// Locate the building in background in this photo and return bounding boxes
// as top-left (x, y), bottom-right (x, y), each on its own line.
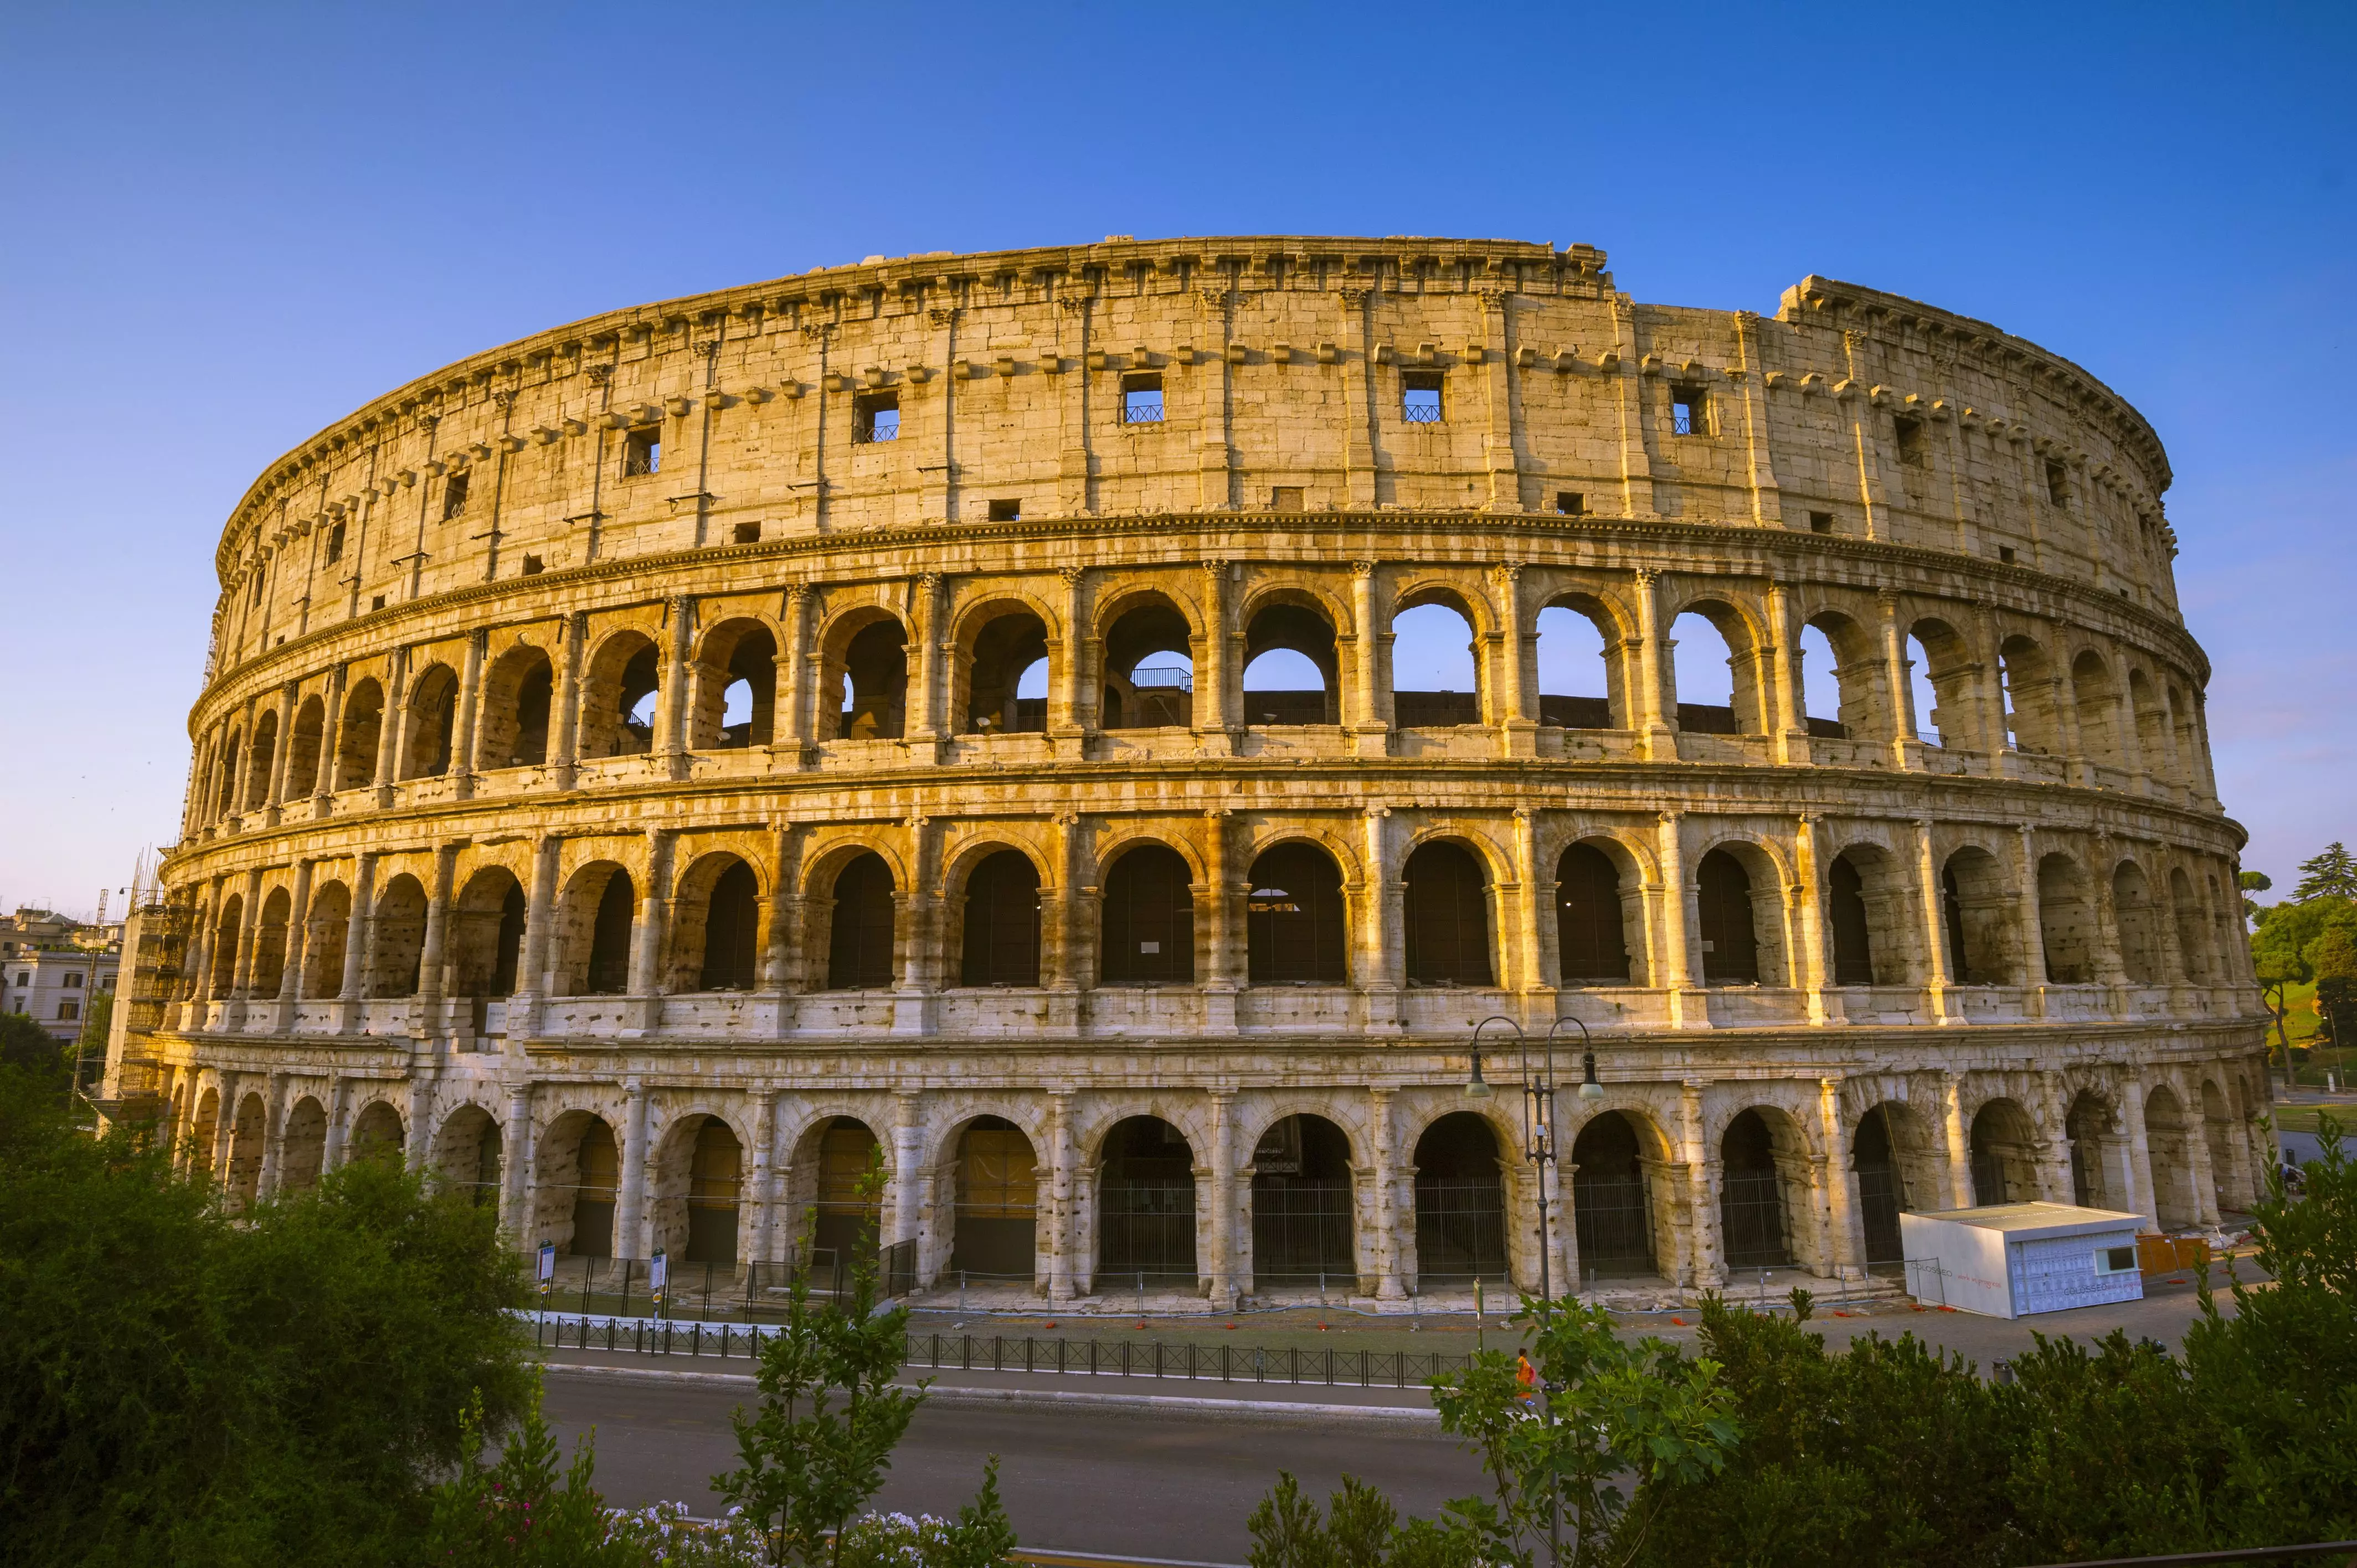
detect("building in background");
top-left (4, 907), bottom-right (123, 1047)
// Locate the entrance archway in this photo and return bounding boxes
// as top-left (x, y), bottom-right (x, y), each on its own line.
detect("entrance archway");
top-left (1098, 1116), bottom-right (1197, 1283)
top-left (1969, 1098), bottom-right (2040, 1206)
top-left (1571, 1111), bottom-right (1655, 1278)
top-left (682, 1117), bottom-right (743, 1267)
top-left (1413, 1112), bottom-right (1506, 1282)
top-left (1249, 1114), bottom-right (1355, 1287)
top-left (949, 1117), bottom-right (1038, 1281)
top-left (1719, 1110), bottom-right (1790, 1268)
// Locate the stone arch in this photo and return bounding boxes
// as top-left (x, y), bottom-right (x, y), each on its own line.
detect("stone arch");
top-left (788, 1115), bottom-right (884, 1272)
top-left (1571, 1107), bottom-right (1678, 1282)
top-left (399, 662), bottom-right (460, 780)
top-left (1853, 1101), bottom-right (1942, 1265)
top-left (1555, 839), bottom-right (1634, 984)
top-left (1824, 840), bottom-right (1907, 987)
top-left (301, 878), bottom-right (350, 998)
top-left (2170, 865), bottom-right (2210, 981)
top-left (1241, 588), bottom-right (1341, 726)
top-left (349, 1098), bottom-right (406, 1163)
top-left (1247, 1111), bottom-right (1356, 1288)
top-left (535, 1109), bottom-right (619, 1257)
top-left (1099, 592), bottom-right (1196, 731)
top-left (578, 628), bottom-right (662, 760)
top-left (651, 1111), bottom-right (748, 1271)
top-left (1097, 1114), bottom-right (1198, 1284)
top-left (188, 1086), bottom-right (221, 1174)
top-left (953, 597), bottom-right (1052, 736)
top-left (1968, 1097), bottom-right (2041, 1205)
top-left (1695, 839), bottom-right (1785, 987)
top-left (1998, 635), bottom-right (2061, 756)
top-left (1941, 845), bottom-right (2014, 984)
top-left (251, 885), bottom-right (292, 998)
top-left (2112, 858), bottom-right (2164, 984)
top-left (2065, 1089), bottom-right (2126, 1210)
top-left (1098, 839), bottom-right (1195, 985)
top-left (2036, 851), bottom-right (2097, 983)
top-left (1797, 607), bottom-right (1886, 741)
top-left (335, 677), bottom-right (384, 789)
top-left (1719, 1105), bottom-right (1811, 1271)
top-left (1390, 583), bottom-right (1484, 729)
top-left (2071, 648), bottom-right (2124, 768)
top-left (477, 642), bottom-right (556, 769)
top-left (943, 1113), bottom-right (1041, 1283)
top-left (1412, 1109), bottom-right (1509, 1283)
top-left (280, 1094), bottom-right (327, 1192)
top-left (1403, 837), bottom-right (1494, 987)
top-left (1535, 591), bottom-right (1628, 730)
top-left (227, 1091), bottom-right (267, 1205)
top-left (449, 865), bottom-right (526, 999)
top-left (817, 608), bottom-right (908, 741)
top-left (1668, 595), bottom-right (1769, 736)
top-left (667, 851), bottom-right (765, 993)
top-left (554, 860), bottom-right (635, 996)
top-left (242, 708), bottom-right (279, 812)
top-left (366, 874), bottom-right (428, 997)
top-left (812, 847), bottom-right (898, 991)
top-left (1247, 839), bottom-right (1349, 985)
top-left (433, 1102), bottom-right (503, 1207)
top-left (2144, 1083), bottom-right (2196, 1229)
top-left (690, 616), bottom-right (779, 749)
top-left (2129, 667), bottom-right (2174, 785)
top-left (286, 694), bottom-right (326, 797)
top-left (953, 845), bottom-right (1044, 988)
top-left (2199, 1079), bottom-right (2241, 1214)
top-left (213, 725), bottom-right (244, 817)
top-left (1908, 616), bottom-right (1980, 751)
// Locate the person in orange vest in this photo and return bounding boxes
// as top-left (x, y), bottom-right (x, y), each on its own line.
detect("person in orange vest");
top-left (1516, 1350), bottom-right (1539, 1412)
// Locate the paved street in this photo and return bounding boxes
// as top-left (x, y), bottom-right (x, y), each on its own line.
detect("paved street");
top-left (541, 1371), bottom-right (1483, 1564)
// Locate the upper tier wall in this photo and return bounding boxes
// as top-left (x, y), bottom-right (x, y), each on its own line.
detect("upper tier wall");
top-left (204, 238), bottom-right (2180, 681)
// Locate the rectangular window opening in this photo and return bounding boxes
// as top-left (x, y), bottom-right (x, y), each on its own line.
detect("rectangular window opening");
top-left (2045, 459), bottom-right (2069, 506)
top-left (853, 391), bottom-right (900, 444)
top-left (623, 426), bottom-right (662, 476)
top-left (441, 471), bottom-right (470, 518)
top-left (521, 554), bottom-right (544, 576)
top-left (2097, 1245), bottom-right (2137, 1275)
top-left (1893, 414), bottom-right (1928, 467)
top-left (1270, 486), bottom-right (1305, 510)
top-left (371, 594), bottom-right (388, 611)
top-left (325, 522), bottom-right (345, 564)
top-left (1555, 490), bottom-right (1584, 516)
top-left (1998, 545), bottom-right (2018, 565)
top-left (1671, 385), bottom-right (1707, 437)
top-left (732, 521), bottom-right (762, 544)
top-left (1809, 510), bottom-right (1835, 535)
top-left (1120, 372), bottom-right (1164, 425)
top-left (987, 498), bottom-right (1021, 522)
top-left (1401, 370), bottom-right (1444, 424)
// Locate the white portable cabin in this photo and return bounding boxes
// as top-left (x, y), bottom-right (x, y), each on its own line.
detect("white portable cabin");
top-left (1898, 1203), bottom-right (2145, 1319)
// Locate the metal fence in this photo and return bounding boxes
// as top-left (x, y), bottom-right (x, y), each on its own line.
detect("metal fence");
top-left (532, 1313), bottom-right (1474, 1389)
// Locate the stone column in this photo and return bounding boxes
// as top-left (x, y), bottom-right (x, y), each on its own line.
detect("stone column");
top-left (888, 1089), bottom-right (925, 1251)
top-left (1369, 1086), bottom-right (1403, 1299)
top-left (1655, 811), bottom-right (1701, 1027)
top-left (1049, 566), bottom-right (1087, 741)
top-left (1200, 808), bottom-right (1238, 1033)
top-left (1818, 1077), bottom-right (1865, 1280)
top-left (1764, 580), bottom-right (1808, 765)
top-left (1632, 567), bottom-right (1674, 759)
top-left (500, 1085), bottom-right (532, 1241)
top-left (654, 595), bottom-right (692, 775)
top-left (775, 585), bottom-right (810, 759)
top-left (1196, 558), bottom-right (1233, 754)
top-left (2014, 827), bottom-right (2047, 992)
top-left (908, 572), bottom-right (944, 753)
top-left (338, 855), bottom-right (377, 1008)
top-left (1349, 561), bottom-right (1390, 755)
top-left (627, 828), bottom-right (676, 998)
top-left (1879, 589), bottom-right (1919, 768)
top-left (417, 841), bottom-right (459, 1004)
top-left (615, 1080), bottom-right (649, 1261)
top-left (893, 815), bottom-right (937, 1035)
top-left (1912, 819), bottom-right (1959, 1025)
top-left (321, 1074), bottom-right (348, 1173)
top-left (265, 681), bottom-right (299, 809)
top-left (516, 832), bottom-right (563, 1014)
top-left (1205, 1089), bottom-right (1237, 1307)
top-left (229, 869), bottom-right (265, 1000)
top-left (2120, 1079), bottom-right (2158, 1227)
top-left (1494, 563), bottom-right (1536, 757)
top-left (314, 664), bottom-right (344, 804)
top-left (209, 1071), bottom-right (240, 1181)
top-left (1939, 1073), bottom-right (1975, 1208)
top-left (550, 612), bottom-right (585, 787)
top-left (454, 626), bottom-right (488, 787)
top-left (1360, 804), bottom-right (1401, 1033)
top-left (373, 646), bottom-right (408, 797)
top-left (255, 1073), bottom-right (287, 1199)
top-left (1048, 1091), bottom-right (1077, 1301)
top-left (1681, 1080), bottom-right (1726, 1289)
top-left (1790, 813), bottom-right (1833, 1024)
top-left (1512, 807), bottom-right (1551, 999)
top-left (279, 859), bottom-right (315, 1004)
top-left (747, 1087), bottom-right (777, 1268)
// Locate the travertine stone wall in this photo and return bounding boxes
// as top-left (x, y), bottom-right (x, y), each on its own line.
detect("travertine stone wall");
top-left (147, 237), bottom-right (2265, 1307)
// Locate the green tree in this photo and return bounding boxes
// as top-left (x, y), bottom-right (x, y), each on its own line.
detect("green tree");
top-left (428, 1376), bottom-right (643, 1567)
top-left (0, 1011), bottom-right (70, 1104)
top-left (2310, 924), bottom-right (2357, 1051)
top-left (2251, 897), bottom-right (2351, 1070)
top-left (2294, 842), bottom-right (2357, 902)
top-left (2240, 869), bottom-right (2273, 929)
top-left (0, 1058), bottom-right (532, 1566)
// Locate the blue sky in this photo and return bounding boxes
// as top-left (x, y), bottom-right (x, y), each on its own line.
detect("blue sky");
top-left (2, 2), bottom-right (2349, 917)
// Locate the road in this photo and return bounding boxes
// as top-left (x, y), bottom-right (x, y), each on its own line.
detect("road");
top-left (541, 1373), bottom-right (1485, 1564)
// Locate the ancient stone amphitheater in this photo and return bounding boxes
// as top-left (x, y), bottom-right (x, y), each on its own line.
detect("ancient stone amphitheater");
top-left (128, 235), bottom-right (2269, 1308)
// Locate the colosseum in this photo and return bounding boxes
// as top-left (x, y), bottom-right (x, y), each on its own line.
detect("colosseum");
top-left (118, 234), bottom-right (2271, 1309)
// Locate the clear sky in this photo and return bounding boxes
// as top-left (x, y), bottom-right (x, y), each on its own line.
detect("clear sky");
top-left (2, 2), bottom-right (2349, 919)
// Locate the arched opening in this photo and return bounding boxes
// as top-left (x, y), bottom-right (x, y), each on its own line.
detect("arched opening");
top-left (1942, 848), bottom-right (2011, 983)
top-left (214, 728), bottom-right (243, 817)
top-left (1968, 1098), bottom-right (2040, 1206)
top-left (831, 618), bottom-right (908, 740)
top-left (1719, 1110), bottom-right (1793, 1269)
top-left (479, 646), bottom-right (555, 768)
top-left (302, 881), bottom-right (349, 998)
top-left (1799, 613), bottom-right (1880, 740)
top-left (400, 663), bottom-right (460, 779)
top-left (280, 1096), bottom-right (327, 1193)
top-left (824, 853), bottom-right (897, 989)
top-left (667, 854), bottom-right (760, 992)
top-left (227, 1093), bottom-right (266, 1206)
top-left (208, 894), bottom-right (243, 997)
top-left (1249, 1114), bottom-right (1355, 1287)
top-left (959, 850), bottom-right (1041, 987)
top-left (681, 1116), bottom-right (743, 1267)
top-left (1098, 1116), bottom-right (1197, 1283)
top-left (1100, 843), bottom-right (1194, 984)
top-left (579, 633), bottom-right (661, 759)
top-left (286, 696), bottom-right (325, 797)
top-left (1571, 1111), bottom-right (1656, 1278)
top-left (1403, 840), bottom-right (1493, 986)
top-left (349, 1100), bottom-right (405, 1163)
top-left (1826, 852), bottom-right (1876, 985)
top-left (1671, 604), bottom-right (1762, 735)
top-left (2037, 853), bottom-right (2096, 983)
top-left (1853, 1106), bottom-right (1905, 1264)
top-left (959, 608), bottom-right (1050, 735)
top-left (251, 887), bottom-right (291, 998)
top-left (555, 863), bottom-right (635, 996)
top-left (2170, 866), bottom-right (2209, 981)
top-left (2072, 651), bottom-right (2123, 767)
top-left (1999, 637), bottom-right (2060, 755)
top-left (1390, 596), bottom-right (1481, 729)
top-left (2200, 1082), bottom-right (2238, 1215)
top-left (1413, 1112), bottom-right (1506, 1283)
top-left (950, 1116), bottom-right (1038, 1281)
top-left (553, 1115), bottom-right (619, 1258)
top-left (1696, 848), bottom-right (1761, 985)
top-left (1912, 619), bottom-right (1977, 750)
top-left (243, 710), bottom-right (279, 812)
top-left (2066, 1092), bottom-right (2122, 1209)
top-left (2144, 1086), bottom-right (2195, 1229)
top-left (189, 1089), bottom-right (220, 1175)
top-left (335, 679), bottom-right (384, 789)
top-left (1242, 600), bottom-right (1339, 726)
top-left (435, 1104), bottom-right (502, 1208)
top-left (693, 621), bottom-right (778, 749)
top-left (1556, 842), bottom-right (1632, 984)
top-left (1100, 599), bottom-right (1195, 731)
top-left (1535, 600), bottom-right (1617, 729)
top-left (366, 875), bottom-right (428, 997)
top-left (1246, 843), bottom-right (1347, 984)
top-left (809, 1118), bottom-right (883, 1270)
top-left (450, 868), bottom-right (526, 999)
top-left (2113, 862), bottom-right (2163, 984)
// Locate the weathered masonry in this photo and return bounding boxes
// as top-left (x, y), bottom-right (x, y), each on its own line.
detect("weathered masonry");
top-left (118, 235), bottom-right (2270, 1304)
